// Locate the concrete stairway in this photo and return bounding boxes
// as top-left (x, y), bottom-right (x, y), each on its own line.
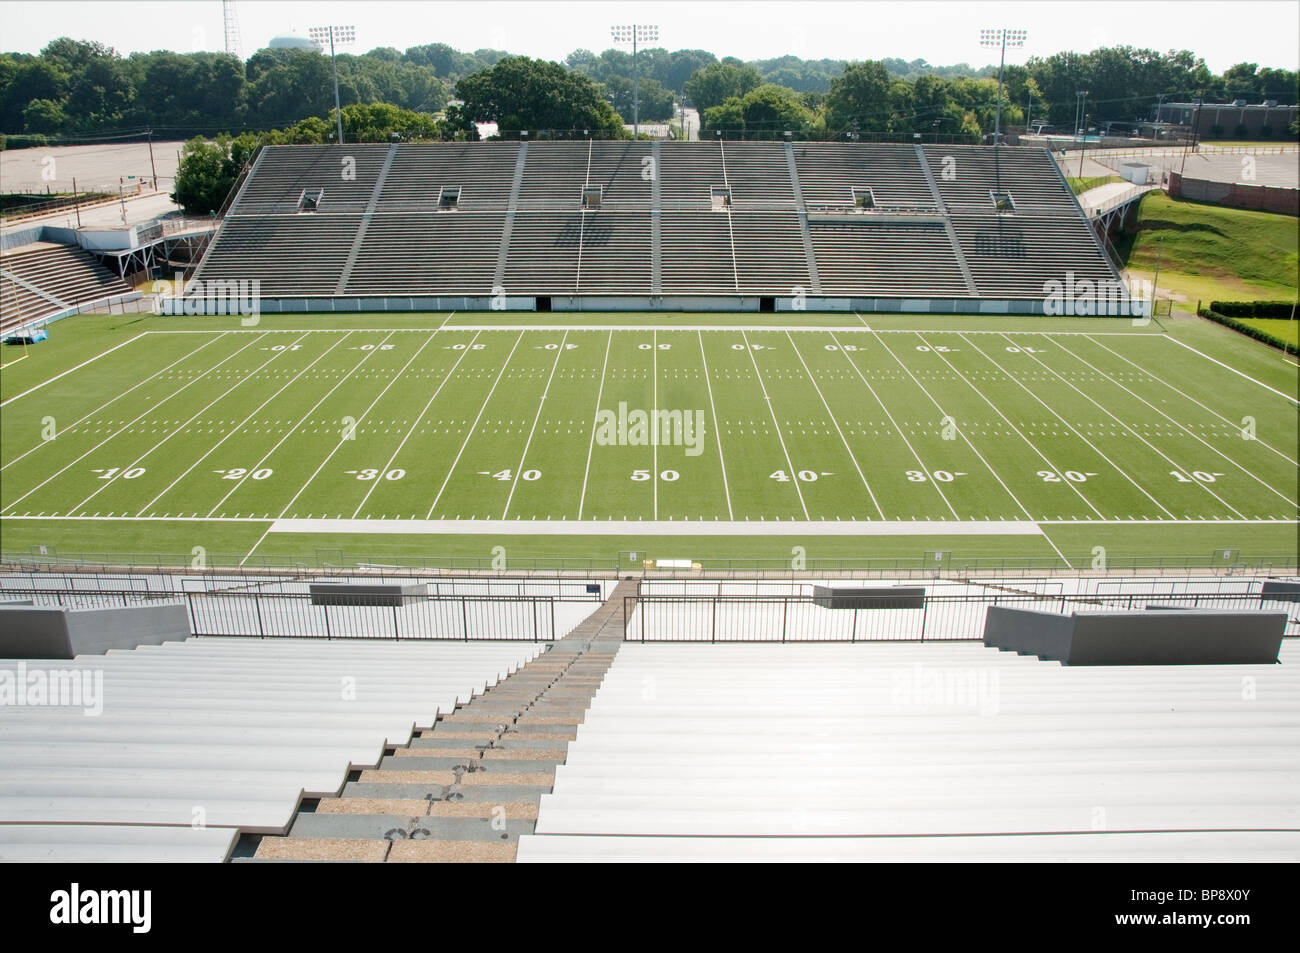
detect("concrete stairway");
top-left (246, 579), bottom-right (634, 863)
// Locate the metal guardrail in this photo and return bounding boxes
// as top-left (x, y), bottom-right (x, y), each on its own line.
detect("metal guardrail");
top-left (2, 585), bottom-right (602, 640)
top-left (624, 588), bottom-right (1300, 642)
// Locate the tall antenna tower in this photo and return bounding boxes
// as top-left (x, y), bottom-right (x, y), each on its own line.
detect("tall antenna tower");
top-left (223, 0), bottom-right (243, 60)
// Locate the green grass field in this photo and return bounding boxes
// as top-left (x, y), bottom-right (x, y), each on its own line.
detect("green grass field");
top-left (2, 310), bottom-right (1296, 570)
top-left (1237, 318), bottom-right (1300, 348)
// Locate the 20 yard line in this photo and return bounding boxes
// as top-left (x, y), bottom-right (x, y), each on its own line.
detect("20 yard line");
top-left (577, 330), bottom-right (613, 520)
top-left (351, 330), bottom-right (481, 519)
top-left (2, 332), bottom-right (269, 515)
top-left (502, 330), bottom-right (569, 520)
top-left (424, 331), bottom-right (526, 519)
top-left (697, 330), bottom-right (734, 520)
top-left (1, 331), bottom-right (229, 473)
top-left (957, 332), bottom-right (1179, 519)
top-left (785, 331), bottom-right (884, 519)
top-left (741, 330), bottom-right (809, 519)
top-left (207, 330), bottom-right (392, 517)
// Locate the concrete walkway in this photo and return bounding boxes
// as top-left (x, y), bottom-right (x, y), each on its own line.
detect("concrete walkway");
top-left (244, 578), bottom-right (636, 863)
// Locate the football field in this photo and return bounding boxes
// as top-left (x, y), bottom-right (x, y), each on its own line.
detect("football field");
top-left (1, 313), bottom-right (1297, 568)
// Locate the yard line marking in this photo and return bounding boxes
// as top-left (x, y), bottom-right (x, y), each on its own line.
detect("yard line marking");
top-left (138, 332), bottom-right (352, 517)
top-left (866, 330), bottom-right (1056, 554)
top-left (268, 330), bottom-right (438, 532)
top-left (1, 332), bottom-right (268, 514)
top-left (741, 329), bottom-right (809, 520)
top-left (959, 331), bottom-right (1179, 519)
top-left (502, 330), bottom-right (568, 520)
top-left (915, 331), bottom-right (1106, 520)
top-left (2, 331), bottom-right (229, 473)
top-left (1000, 332), bottom-right (1248, 518)
top-left (67, 332), bottom-right (312, 515)
top-left (0, 352), bottom-right (27, 369)
top-left (828, 331), bottom-right (957, 518)
top-left (697, 330), bottom-right (734, 520)
top-left (424, 331), bottom-right (526, 519)
top-left (1083, 333), bottom-right (1299, 468)
top-left (1050, 335), bottom-right (1297, 509)
top-left (1162, 334), bottom-right (1299, 405)
top-left (652, 329), bottom-right (658, 520)
top-left (351, 331), bottom-right (482, 520)
top-left (206, 330), bottom-right (393, 517)
top-left (0, 331), bottom-right (149, 407)
top-left (785, 331), bottom-right (884, 519)
top-left (577, 330), bottom-right (614, 520)
top-left (143, 324), bottom-right (1163, 336)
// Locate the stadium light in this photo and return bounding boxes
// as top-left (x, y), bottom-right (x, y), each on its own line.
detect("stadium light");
top-left (309, 25), bottom-right (356, 145)
top-left (979, 28), bottom-right (1027, 146)
top-left (610, 24), bottom-right (659, 138)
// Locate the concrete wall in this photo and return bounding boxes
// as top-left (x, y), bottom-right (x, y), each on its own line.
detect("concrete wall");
top-left (1168, 171), bottom-right (1300, 215)
top-left (0, 603), bottom-right (191, 659)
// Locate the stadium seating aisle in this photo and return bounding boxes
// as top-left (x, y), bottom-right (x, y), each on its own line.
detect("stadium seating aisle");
top-left (516, 641), bottom-right (1300, 862)
top-left (0, 638), bottom-right (541, 863)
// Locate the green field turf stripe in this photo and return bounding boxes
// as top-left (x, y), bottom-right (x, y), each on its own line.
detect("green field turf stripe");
top-left (740, 329), bottom-right (809, 519)
top-left (64, 330), bottom-right (315, 517)
top-left (1163, 334), bottom-right (1299, 405)
top-left (577, 330), bottom-right (614, 520)
top-left (955, 331), bottom-right (1181, 519)
top-left (202, 330), bottom-right (387, 518)
top-left (1083, 334), bottom-right (1298, 468)
top-left (425, 331), bottom-right (526, 519)
top-left (0, 332), bottom-right (149, 408)
top-left (1045, 334), bottom-right (1298, 511)
top-left (696, 330), bottom-right (734, 519)
top-left (135, 331), bottom-right (354, 517)
top-left (502, 330), bottom-right (569, 520)
top-left (350, 331), bottom-right (483, 519)
top-left (1, 332), bottom-right (268, 515)
top-left (1000, 332), bottom-right (1248, 520)
top-left (783, 330), bottom-right (885, 520)
top-left (0, 331), bottom-right (229, 475)
top-left (910, 329), bottom-right (1106, 520)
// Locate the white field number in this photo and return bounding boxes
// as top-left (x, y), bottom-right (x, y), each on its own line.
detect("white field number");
top-left (346, 468), bottom-right (406, 481)
top-left (770, 470), bottom-right (820, 482)
top-left (356, 343), bottom-right (394, 351)
top-left (92, 467), bottom-right (145, 479)
top-left (638, 343), bottom-right (670, 350)
top-left (905, 470), bottom-right (964, 482)
top-left (214, 468), bottom-right (273, 480)
top-left (446, 343), bottom-right (485, 350)
top-left (915, 345), bottom-right (955, 352)
top-left (1038, 470), bottom-right (1095, 483)
top-left (1171, 470), bottom-right (1222, 483)
top-left (1005, 346), bottom-right (1045, 353)
top-left (631, 469), bottom-right (679, 481)
top-left (824, 344), bottom-right (860, 351)
top-left (732, 343), bottom-right (770, 350)
top-left (492, 469), bottom-right (540, 481)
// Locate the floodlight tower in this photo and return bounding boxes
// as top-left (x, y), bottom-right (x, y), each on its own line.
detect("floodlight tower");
top-left (309, 25), bottom-right (356, 145)
top-left (222, 0), bottom-right (243, 60)
top-left (979, 27), bottom-right (1027, 145)
top-left (610, 24), bottom-right (659, 138)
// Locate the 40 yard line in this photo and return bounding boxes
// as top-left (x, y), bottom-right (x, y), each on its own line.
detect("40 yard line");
top-left (741, 330), bottom-right (809, 520)
top-left (502, 330), bottom-right (568, 520)
top-left (577, 330), bottom-right (613, 520)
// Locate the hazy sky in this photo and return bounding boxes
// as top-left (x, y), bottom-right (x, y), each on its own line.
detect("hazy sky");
top-left (2, 0), bottom-right (1297, 73)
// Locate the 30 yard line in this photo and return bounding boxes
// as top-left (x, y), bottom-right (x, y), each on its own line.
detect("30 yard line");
top-left (741, 330), bottom-right (809, 519)
top-left (1047, 334), bottom-right (1297, 509)
top-left (1, 331), bottom-right (229, 473)
top-left (785, 331), bottom-right (884, 520)
top-left (2, 332), bottom-right (269, 515)
top-left (206, 330), bottom-right (392, 518)
top-left (577, 330), bottom-right (613, 520)
top-left (424, 331), bottom-right (526, 519)
top-left (67, 331), bottom-right (313, 515)
top-left (914, 331), bottom-right (1105, 520)
top-left (138, 331), bottom-right (352, 516)
top-left (1083, 333), bottom-right (1299, 468)
top-left (827, 330), bottom-right (958, 519)
top-left (957, 331), bottom-right (1180, 519)
top-left (502, 330), bottom-right (569, 520)
top-left (1000, 332), bottom-right (1247, 519)
top-left (697, 330), bottom-right (734, 520)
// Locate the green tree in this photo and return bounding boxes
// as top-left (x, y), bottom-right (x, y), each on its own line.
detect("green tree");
top-left (825, 61), bottom-right (892, 134)
top-left (456, 56), bottom-right (626, 137)
top-left (171, 135), bottom-right (245, 215)
top-left (684, 61), bottom-right (762, 112)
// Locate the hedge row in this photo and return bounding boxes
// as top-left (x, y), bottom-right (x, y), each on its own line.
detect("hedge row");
top-left (1208, 300), bottom-right (1298, 318)
top-left (1198, 307), bottom-right (1299, 355)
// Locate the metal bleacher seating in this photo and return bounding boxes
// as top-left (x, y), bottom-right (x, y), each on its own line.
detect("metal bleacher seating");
top-left (190, 140), bottom-right (1122, 304)
top-left (0, 242), bottom-right (134, 332)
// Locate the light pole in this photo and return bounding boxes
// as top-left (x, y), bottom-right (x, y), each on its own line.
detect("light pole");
top-left (1076, 89), bottom-right (1089, 176)
top-left (610, 24), bottom-right (658, 139)
top-left (979, 28), bottom-right (1026, 145)
top-left (309, 25), bottom-right (356, 145)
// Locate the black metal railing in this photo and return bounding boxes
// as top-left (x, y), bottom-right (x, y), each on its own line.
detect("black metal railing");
top-left (623, 588), bottom-right (1300, 642)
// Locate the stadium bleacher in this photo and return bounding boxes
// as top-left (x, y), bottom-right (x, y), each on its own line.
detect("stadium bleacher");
top-left (0, 241), bottom-right (134, 332)
top-left (190, 140), bottom-right (1124, 308)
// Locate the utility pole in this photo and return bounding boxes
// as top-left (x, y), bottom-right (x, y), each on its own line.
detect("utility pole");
top-left (146, 127), bottom-right (158, 190)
